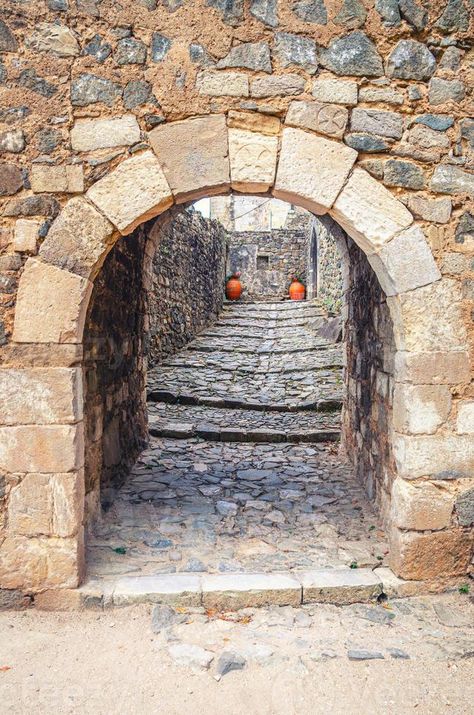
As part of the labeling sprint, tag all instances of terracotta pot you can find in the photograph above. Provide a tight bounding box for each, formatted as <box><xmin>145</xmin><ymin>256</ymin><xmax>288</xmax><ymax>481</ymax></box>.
<box><xmin>289</xmin><ymin>279</ymin><xmax>305</xmax><ymax>301</ymax></box>
<box><xmin>226</xmin><ymin>277</ymin><xmax>243</xmax><ymax>301</ymax></box>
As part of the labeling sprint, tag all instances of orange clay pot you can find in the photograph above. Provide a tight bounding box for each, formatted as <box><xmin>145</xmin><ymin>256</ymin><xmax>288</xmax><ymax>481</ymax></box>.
<box><xmin>289</xmin><ymin>279</ymin><xmax>305</xmax><ymax>301</ymax></box>
<box><xmin>226</xmin><ymin>277</ymin><xmax>243</xmax><ymax>301</ymax></box>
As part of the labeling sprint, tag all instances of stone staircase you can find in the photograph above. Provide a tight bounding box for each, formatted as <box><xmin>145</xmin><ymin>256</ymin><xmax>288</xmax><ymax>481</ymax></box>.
<box><xmin>147</xmin><ymin>300</ymin><xmax>344</xmax><ymax>444</ymax></box>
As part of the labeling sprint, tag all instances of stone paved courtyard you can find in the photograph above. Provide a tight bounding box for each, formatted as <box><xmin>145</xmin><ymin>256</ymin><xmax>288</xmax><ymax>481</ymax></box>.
<box><xmin>88</xmin><ymin>302</ymin><xmax>388</xmax><ymax>580</ymax></box>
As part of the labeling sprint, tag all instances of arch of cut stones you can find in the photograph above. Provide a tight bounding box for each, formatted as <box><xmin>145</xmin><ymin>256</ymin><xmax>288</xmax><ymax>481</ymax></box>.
<box><xmin>1</xmin><ymin>114</ymin><xmax>473</xmax><ymax>593</ymax></box>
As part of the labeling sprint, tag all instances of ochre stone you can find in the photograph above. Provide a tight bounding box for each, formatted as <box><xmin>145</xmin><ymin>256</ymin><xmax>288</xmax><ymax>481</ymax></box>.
<box><xmin>273</xmin><ymin>127</ymin><xmax>357</xmax><ymax>214</ymax></box>
<box><xmin>228</xmin><ymin>128</ymin><xmax>278</xmax><ymax>193</ymax></box>
<box><xmin>0</xmin><ymin>423</ymin><xmax>84</xmax><ymax>473</ymax></box>
<box><xmin>70</xmin><ymin>115</ymin><xmax>141</xmax><ymax>152</ymax></box>
<box><xmin>13</xmin><ymin>219</ymin><xmax>40</xmax><ymax>253</ymax></box>
<box><xmin>30</xmin><ymin>164</ymin><xmax>84</xmax><ymax>194</ymax></box>
<box><xmin>0</xmin><ymin>367</ymin><xmax>83</xmax><ymax>425</ymax></box>
<box><xmin>393</xmin><ymin>433</ymin><xmax>474</xmax><ymax>480</ymax></box>
<box><xmin>394</xmin><ymin>351</ymin><xmax>471</xmax><ymax>385</ymax></box>
<box><xmin>13</xmin><ymin>259</ymin><xmax>93</xmax><ymax>344</ymax></box>
<box><xmin>149</xmin><ymin>115</ymin><xmax>230</xmax><ymax>203</ymax></box>
<box><xmin>39</xmin><ymin>197</ymin><xmax>115</xmax><ymax>279</ymax></box>
<box><xmin>86</xmin><ymin>151</ymin><xmax>173</xmax><ymax>234</ymax></box>
<box><xmin>391</xmin><ymin>479</ymin><xmax>455</xmax><ymax>531</ymax></box>
<box><xmin>392</xmin><ymin>383</ymin><xmax>451</xmax><ymax>435</ymax></box>
<box><xmin>227</xmin><ymin>111</ymin><xmax>281</xmax><ymax>135</ymax></box>
<box><xmin>390</xmin><ymin>528</ymin><xmax>473</xmax><ymax>580</ymax></box>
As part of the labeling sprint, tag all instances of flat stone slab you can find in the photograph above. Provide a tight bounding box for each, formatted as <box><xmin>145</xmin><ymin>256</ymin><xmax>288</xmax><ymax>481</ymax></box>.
<box><xmin>113</xmin><ymin>574</ymin><xmax>201</xmax><ymax>607</ymax></box>
<box><xmin>201</xmin><ymin>572</ymin><xmax>302</xmax><ymax>610</ymax></box>
<box><xmin>300</xmin><ymin>568</ymin><xmax>383</xmax><ymax>604</ymax></box>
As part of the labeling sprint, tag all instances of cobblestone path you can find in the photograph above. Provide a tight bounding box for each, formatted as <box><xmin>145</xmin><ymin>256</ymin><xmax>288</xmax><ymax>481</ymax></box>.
<box><xmin>88</xmin><ymin>302</ymin><xmax>388</xmax><ymax>579</ymax></box>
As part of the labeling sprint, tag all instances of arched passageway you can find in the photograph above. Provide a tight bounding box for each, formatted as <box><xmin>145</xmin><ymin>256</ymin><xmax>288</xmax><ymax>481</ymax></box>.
<box><xmin>1</xmin><ymin>117</ymin><xmax>472</xmax><ymax>593</ymax></box>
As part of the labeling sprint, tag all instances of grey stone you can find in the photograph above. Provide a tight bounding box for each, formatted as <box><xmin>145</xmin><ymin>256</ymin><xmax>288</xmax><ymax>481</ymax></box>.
<box><xmin>434</xmin><ymin>601</ymin><xmax>473</xmax><ymax>627</ymax></box>
<box><xmin>207</xmin><ymin>0</ymin><xmax>244</xmax><ymax>25</ymax></box>
<box><xmin>274</xmin><ymin>32</ymin><xmax>318</xmax><ymax>74</ymax></box>
<box><xmin>0</xmin><ymin>130</ymin><xmax>25</xmax><ymax>154</ymax></box>
<box><xmin>358</xmin><ymin>86</ymin><xmax>404</xmax><ymax>105</ymax></box>
<box><xmin>123</xmin><ymin>80</ymin><xmax>152</xmax><ymax>108</ymax></box>
<box><xmin>216</xmin><ymin>500</ymin><xmax>238</xmax><ymax>516</ymax></box>
<box><xmin>83</xmin><ymin>34</ymin><xmax>112</xmax><ymax>63</ymax></box>
<box><xmin>3</xmin><ymin>194</ymin><xmax>60</xmax><ymax>217</ymax></box>
<box><xmin>151</xmin><ymin>604</ymin><xmax>179</xmax><ymax>632</ymax></box>
<box><xmin>250</xmin><ymin>0</ymin><xmax>278</xmax><ymax>27</ymax></box>
<box><xmin>456</xmin><ymin>488</ymin><xmax>474</xmax><ymax>526</ymax></box>
<box><xmin>251</xmin><ymin>74</ymin><xmax>305</xmax><ymax>97</ymax></box>
<box><xmin>439</xmin><ymin>46</ymin><xmax>463</xmax><ymax>70</ymax></box>
<box><xmin>359</xmin><ymin>159</ymin><xmax>384</xmax><ymax>179</ymax></box>
<box><xmin>386</xmin><ymin>40</ymin><xmax>436</xmax><ymax>81</ymax></box>
<box><xmin>461</xmin><ymin>118</ymin><xmax>474</xmax><ymax>150</ymax></box>
<box><xmin>71</xmin><ymin>73</ymin><xmax>122</xmax><ymax>107</ymax></box>
<box><xmin>115</xmin><ymin>37</ymin><xmax>147</xmax><ymax>65</ymax></box>
<box><xmin>35</xmin><ymin>128</ymin><xmax>61</xmax><ymax>154</ymax></box>
<box><xmin>168</xmin><ymin>643</ymin><xmax>214</xmax><ymax>670</ymax></box>
<box><xmin>184</xmin><ymin>557</ymin><xmax>207</xmax><ymax>572</ymax></box>
<box><xmin>163</xmin><ymin>0</ymin><xmax>184</xmax><ymax>10</ymax></box>
<box><xmin>350</xmin><ymin>109</ymin><xmax>404</xmax><ymax>139</ymax></box>
<box><xmin>344</xmin><ymin>134</ymin><xmax>390</xmax><ymax>153</ymax></box>
<box><xmin>76</xmin><ymin>0</ymin><xmax>101</xmax><ymax>16</ymax></box>
<box><xmin>47</xmin><ymin>0</ymin><xmax>68</xmax><ymax>9</ymax></box>
<box><xmin>375</xmin><ymin>0</ymin><xmax>401</xmax><ymax>26</ymax></box>
<box><xmin>384</xmin><ymin>159</ymin><xmax>425</xmax><ymax>190</ymax></box>
<box><xmin>0</xmin><ymin>19</ymin><xmax>18</xmax><ymax>52</ymax></box>
<box><xmin>151</xmin><ymin>33</ymin><xmax>172</xmax><ymax>62</ymax></box>
<box><xmin>189</xmin><ymin>43</ymin><xmax>215</xmax><ymax>66</ymax></box>
<box><xmin>0</xmin><ymin>164</ymin><xmax>23</xmax><ymax>196</ymax></box>
<box><xmin>347</xmin><ymin>650</ymin><xmax>385</xmax><ymax>660</ymax></box>
<box><xmin>356</xmin><ymin>605</ymin><xmax>396</xmax><ymax>624</ymax></box>
<box><xmin>414</xmin><ymin>114</ymin><xmax>454</xmax><ymax>131</ymax></box>
<box><xmin>333</xmin><ymin>0</ymin><xmax>367</xmax><ymax>29</ymax></box>
<box><xmin>408</xmin><ymin>86</ymin><xmax>423</xmax><ymax>101</ymax></box>
<box><xmin>431</xmin><ymin>165</ymin><xmax>474</xmax><ymax>197</ymax></box>
<box><xmin>388</xmin><ymin>648</ymin><xmax>410</xmax><ymax>659</ymax></box>
<box><xmin>293</xmin><ymin>0</ymin><xmax>328</xmax><ymax>23</ymax></box>
<box><xmin>18</xmin><ymin>69</ymin><xmax>58</xmax><ymax>98</ymax></box>
<box><xmin>0</xmin><ymin>63</ymin><xmax>6</xmax><ymax>84</ymax></box>
<box><xmin>0</xmin><ymin>588</ymin><xmax>31</xmax><ymax>610</ymax></box>
<box><xmin>217</xmin><ymin>42</ymin><xmax>272</xmax><ymax>73</ymax></box>
<box><xmin>455</xmin><ymin>212</ymin><xmax>474</xmax><ymax>243</ymax></box>
<box><xmin>429</xmin><ymin>78</ymin><xmax>465</xmax><ymax>106</ymax></box>
<box><xmin>216</xmin><ymin>651</ymin><xmax>247</xmax><ymax>676</ymax></box>
<box><xmin>407</xmin><ymin>195</ymin><xmax>452</xmax><ymax>223</ymax></box>
<box><xmin>319</xmin><ymin>31</ymin><xmax>383</xmax><ymax>77</ymax></box>
<box><xmin>398</xmin><ymin>0</ymin><xmax>428</xmax><ymax>30</ymax></box>
<box><xmin>435</xmin><ymin>0</ymin><xmax>470</xmax><ymax>32</ymax></box>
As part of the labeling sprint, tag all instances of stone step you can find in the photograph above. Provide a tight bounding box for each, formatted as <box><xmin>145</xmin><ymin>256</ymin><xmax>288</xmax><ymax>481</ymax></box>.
<box><xmin>41</xmin><ymin>568</ymin><xmax>395</xmax><ymax>610</ymax></box>
<box><xmin>147</xmin><ymin>389</ymin><xmax>343</xmax><ymax>413</ymax></box>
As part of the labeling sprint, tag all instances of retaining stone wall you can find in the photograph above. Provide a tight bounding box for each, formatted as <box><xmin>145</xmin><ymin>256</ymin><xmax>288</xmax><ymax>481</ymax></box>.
<box><xmin>314</xmin><ymin>216</ymin><xmax>345</xmax><ymax>313</ymax></box>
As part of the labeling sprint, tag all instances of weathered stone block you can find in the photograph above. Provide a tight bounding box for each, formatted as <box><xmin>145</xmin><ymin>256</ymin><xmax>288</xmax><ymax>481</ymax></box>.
<box><xmin>13</xmin><ymin>219</ymin><xmax>40</xmax><ymax>253</ymax></box>
<box><xmin>394</xmin><ymin>351</ymin><xmax>471</xmax><ymax>385</ymax></box>
<box><xmin>358</xmin><ymin>86</ymin><xmax>404</xmax><ymax>105</ymax></box>
<box><xmin>430</xmin><ymin>165</ymin><xmax>474</xmax><ymax>197</ymax></box>
<box><xmin>250</xmin><ymin>74</ymin><xmax>305</xmax><ymax>98</ymax></box>
<box><xmin>228</xmin><ymin>128</ymin><xmax>278</xmax><ymax>193</ymax></box>
<box><xmin>390</xmin><ymin>527</ymin><xmax>473</xmax><ymax>579</ymax></box>
<box><xmin>429</xmin><ymin>78</ymin><xmax>465</xmax><ymax>106</ymax></box>
<box><xmin>113</xmin><ymin>574</ymin><xmax>201</xmax><ymax>606</ymax></box>
<box><xmin>274</xmin><ymin>127</ymin><xmax>357</xmax><ymax>214</ymax></box>
<box><xmin>392</xmin><ymin>383</ymin><xmax>451</xmax><ymax>435</ymax></box>
<box><xmin>386</xmin><ymin>40</ymin><xmax>436</xmax><ymax>80</ymax></box>
<box><xmin>350</xmin><ymin>109</ymin><xmax>404</xmax><ymax>139</ymax></box>
<box><xmin>0</xmin><ymin>423</ymin><xmax>84</xmax><ymax>473</ymax></box>
<box><xmin>0</xmin><ymin>163</ymin><xmax>23</xmax><ymax>195</ymax></box>
<box><xmin>387</xmin><ymin>279</ymin><xmax>467</xmax><ymax>352</ymax></box>
<box><xmin>274</xmin><ymin>31</ymin><xmax>318</xmax><ymax>74</ymax></box>
<box><xmin>457</xmin><ymin>401</ymin><xmax>474</xmax><ymax>434</ymax></box>
<box><xmin>391</xmin><ymin>479</ymin><xmax>454</xmax><ymax>531</ymax></box>
<box><xmin>407</xmin><ymin>195</ymin><xmax>451</xmax><ymax>224</ymax></box>
<box><xmin>286</xmin><ymin>101</ymin><xmax>348</xmax><ymax>138</ymax></box>
<box><xmin>87</xmin><ymin>151</ymin><xmax>173</xmax><ymax>234</ymax></box>
<box><xmin>0</xmin><ymin>531</ymin><xmax>84</xmax><ymax>590</ymax></box>
<box><xmin>367</xmin><ymin>225</ymin><xmax>441</xmax><ymax>297</ymax></box>
<box><xmin>384</xmin><ymin>159</ymin><xmax>425</xmax><ymax>190</ymax></box>
<box><xmin>196</xmin><ymin>71</ymin><xmax>249</xmax><ymax>97</ymax></box>
<box><xmin>71</xmin><ymin>115</ymin><xmax>141</xmax><ymax>151</ymax></box>
<box><xmin>30</xmin><ymin>164</ymin><xmax>84</xmax><ymax>194</ymax></box>
<box><xmin>13</xmin><ymin>259</ymin><xmax>93</xmax><ymax>344</ymax></box>
<box><xmin>300</xmin><ymin>568</ymin><xmax>382</xmax><ymax>604</ymax></box>
<box><xmin>149</xmin><ymin>115</ymin><xmax>229</xmax><ymax>203</ymax></box>
<box><xmin>319</xmin><ymin>31</ymin><xmax>383</xmax><ymax>76</ymax></box>
<box><xmin>455</xmin><ymin>488</ymin><xmax>474</xmax><ymax>526</ymax></box>
<box><xmin>25</xmin><ymin>23</ymin><xmax>80</xmax><ymax>57</ymax></box>
<box><xmin>0</xmin><ymin>129</ymin><xmax>25</xmax><ymax>153</ymax></box>
<box><xmin>330</xmin><ymin>168</ymin><xmax>413</xmax><ymax>254</ymax></box>
<box><xmin>8</xmin><ymin>471</ymin><xmax>84</xmax><ymax>537</ymax></box>
<box><xmin>202</xmin><ymin>572</ymin><xmax>301</xmax><ymax>610</ymax></box>
<box><xmin>0</xmin><ymin>368</ymin><xmax>83</xmax><ymax>425</ymax></box>
<box><xmin>312</xmin><ymin>78</ymin><xmax>357</xmax><ymax>105</ymax></box>
<box><xmin>392</xmin><ymin>433</ymin><xmax>474</xmax><ymax>480</ymax></box>
<box><xmin>39</xmin><ymin>197</ymin><xmax>115</xmax><ymax>279</ymax></box>
<box><xmin>217</xmin><ymin>42</ymin><xmax>271</xmax><ymax>73</ymax></box>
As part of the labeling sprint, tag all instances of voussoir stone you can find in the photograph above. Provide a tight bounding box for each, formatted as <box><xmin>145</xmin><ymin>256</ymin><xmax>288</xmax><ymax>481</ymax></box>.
<box><xmin>149</xmin><ymin>115</ymin><xmax>229</xmax><ymax>203</ymax></box>
<box><xmin>387</xmin><ymin>278</ymin><xmax>467</xmax><ymax>353</ymax></box>
<box><xmin>274</xmin><ymin>127</ymin><xmax>357</xmax><ymax>214</ymax></box>
<box><xmin>319</xmin><ymin>31</ymin><xmax>383</xmax><ymax>77</ymax></box>
<box><xmin>286</xmin><ymin>101</ymin><xmax>348</xmax><ymax>139</ymax></box>
<box><xmin>87</xmin><ymin>151</ymin><xmax>173</xmax><ymax>234</ymax></box>
<box><xmin>228</xmin><ymin>128</ymin><xmax>278</xmax><ymax>193</ymax></box>
<box><xmin>367</xmin><ymin>225</ymin><xmax>441</xmax><ymax>297</ymax></box>
<box><xmin>0</xmin><ymin>367</ymin><xmax>82</xmax><ymax>425</ymax></box>
<box><xmin>330</xmin><ymin>168</ymin><xmax>413</xmax><ymax>254</ymax></box>
<box><xmin>386</xmin><ymin>40</ymin><xmax>436</xmax><ymax>81</ymax></box>
<box><xmin>71</xmin><ymin>115</ymin><xmax>141</xmax><ymax>152</ymax></box>
<box><xmin>0</xmin><ymin>423</ymin><xmax>84</xmax><ymax>473</ymax></box>
<box><xmin>39</xmin><ymin>197</ymin><xmax>115</xmax><ymax>279</ymax></box>
<box><xmin>13</xmin><ymin>259</ymin><xmax>93</xmax><ymax>344</ymax></box>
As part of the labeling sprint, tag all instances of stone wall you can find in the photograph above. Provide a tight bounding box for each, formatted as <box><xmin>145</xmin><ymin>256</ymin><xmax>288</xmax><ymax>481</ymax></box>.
<box><xmin>227</xmin><ymin>227</ymin><xmax>310</xmax><ymax>300</ymax></box>
<box><xmin>146</xmin><ymin>208</ymin><xmax>228</xmax><ymax>365</ymax></box>
<box><xmin>314</xmin><ymin>215</ymin><xmax>345</xmax><ymax>313</ymax></box>
<box><xmin>342</xmin><ymin>237</ymin><xmax>396</xmax><ymax>523</ymax></box>
<box><xmin>83</xmin><ymin>232</ymin><xmax>147</xmax><ymax>524</ymax></box>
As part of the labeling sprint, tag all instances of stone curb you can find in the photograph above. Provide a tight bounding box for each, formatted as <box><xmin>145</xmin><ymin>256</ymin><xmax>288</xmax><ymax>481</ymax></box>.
<box><xmin>147</xmin><ymin>390</ymin><xmax>343</xmax><ymax>413</ymax></box>
<box><xmin>148</xmin><ymin>420</ymin><xmax>341</xmax><ymax>444</ymax></box>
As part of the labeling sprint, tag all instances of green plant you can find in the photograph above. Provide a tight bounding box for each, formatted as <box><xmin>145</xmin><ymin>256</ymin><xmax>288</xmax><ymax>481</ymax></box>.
<box><xmin>459</xmin><ymin>583</ymin><xmax>470</xmax><ymax>594</ymax></box>
<box><xmin>350</xmin><ymin>561</ymin><xmax>358</xmax><ymax>569</ymax></box>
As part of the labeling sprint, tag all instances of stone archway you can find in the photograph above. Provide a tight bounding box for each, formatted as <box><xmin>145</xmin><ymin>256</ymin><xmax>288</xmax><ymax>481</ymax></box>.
<box><xmin>1</xmin><ymin>115</ymin><xmax>472</xmax><ymax>593</ymax></box>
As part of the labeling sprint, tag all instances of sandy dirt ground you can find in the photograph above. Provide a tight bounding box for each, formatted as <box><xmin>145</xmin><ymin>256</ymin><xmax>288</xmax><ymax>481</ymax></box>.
<box><xmin>1</xmin><ymin>592</ymin><xmax>473</xmax><ymax>715</ymax></box>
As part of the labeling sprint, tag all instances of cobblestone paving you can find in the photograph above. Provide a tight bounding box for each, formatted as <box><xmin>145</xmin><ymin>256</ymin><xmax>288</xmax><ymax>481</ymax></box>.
<box><xmin>88</xmin><ymin>302</ymin><xmax>387</xmax><ymax>579</ymax></box>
